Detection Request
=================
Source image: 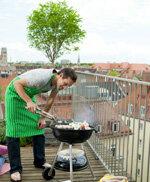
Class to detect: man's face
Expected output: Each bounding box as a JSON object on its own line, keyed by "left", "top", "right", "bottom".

{"left": 56, "top": 74, "right": 75, "bottom": 90}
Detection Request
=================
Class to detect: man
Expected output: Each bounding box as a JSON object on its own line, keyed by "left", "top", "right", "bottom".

{"left": 5, "top": 68, "right": 77, "bottom": 182}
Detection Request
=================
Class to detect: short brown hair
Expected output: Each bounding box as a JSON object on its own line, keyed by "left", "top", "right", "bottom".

{"left": 58, "top": 68, "right": 77, "bottom": 82}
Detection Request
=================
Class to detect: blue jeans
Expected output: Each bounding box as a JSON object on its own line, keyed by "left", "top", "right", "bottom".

{"left": 7, "top": 134, "right": 46, "bottom": 174}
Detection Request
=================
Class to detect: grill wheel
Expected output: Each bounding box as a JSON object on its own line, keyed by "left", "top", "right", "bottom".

{"left": 42, "top": 167, "right": 55, "bottom": 180}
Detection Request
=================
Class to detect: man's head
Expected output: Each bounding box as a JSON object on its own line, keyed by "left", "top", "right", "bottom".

{"left": 56, "top": 68, "right": 77, "bottom": 90}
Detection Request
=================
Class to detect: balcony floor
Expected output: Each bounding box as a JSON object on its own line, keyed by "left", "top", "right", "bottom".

{"left": 0, "top": 143, "right": 107, "bottom": 182}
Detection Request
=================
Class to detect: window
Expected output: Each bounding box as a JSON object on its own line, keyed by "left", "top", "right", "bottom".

{"left": 127, "top": 119, "right": 131, "bottom": 127}
{"left": 140, "top": 106, "right": 146, "bottom": 118}
{"left": 104, "top": 77, "right": 108, "bottom": 82}
{"left": 81, "top": 78, "right": 86, "bottom": 83}
{"left": 112, "top": 122, "right": 120, "bottom": 132}
{"left": 139, "top": 122, "right": 143, "bottom": 130}
{"left": 97, "top": 124, "right": 102, "bottom": 133}
{"left": 128, "top": 104, "right": 133, "bottom": 115}
{"left": 137, "top": 169, "right": 140, "bottom": 176}
{"left": 110, "top": 144, "right": 116, "bottom": 149}
{"left": 139, "top": 139, "right": 142, "bottom": 147}
{"left": 110, "top": 144, "right": 116, "bottom": 156}
{"left": 138, "top": 154, "right": 141, "bottom": 160}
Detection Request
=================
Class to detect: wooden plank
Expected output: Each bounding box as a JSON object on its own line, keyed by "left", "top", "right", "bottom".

{"left": 0, "top": 145, "right": 107, "bottom": 182}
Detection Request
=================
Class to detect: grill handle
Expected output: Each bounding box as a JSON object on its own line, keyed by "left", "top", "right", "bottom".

{"left": 89, "top": 125, "right": 98, "bottom": 133}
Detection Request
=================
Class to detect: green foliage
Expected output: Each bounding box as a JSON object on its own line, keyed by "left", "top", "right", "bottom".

{"left": 80, "top": 63, "right": 93, "bottom": 67}
{"left": 20, "top": 137, "right": 32, "bottom": 147}
{"left": 0, "top": 119, "right": 6, "bottom": 144}
{"left": 133, "top": 75, "right": 142, "bottom": 81}
{"left": 107, "top": 69, "right": 120, "bottom": 77}
{"left": 55, "top": 62, "right": 62, "bottom": 68}
{"left": 27, "top": 1, "right": 86, "bottom": 64}
{"left": 0, "top": 85, "right": 2, "bottom": 102}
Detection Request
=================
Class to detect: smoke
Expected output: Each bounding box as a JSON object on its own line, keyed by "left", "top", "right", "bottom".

{"left": 73, "top": 103, "right": 95, "bottom": 126}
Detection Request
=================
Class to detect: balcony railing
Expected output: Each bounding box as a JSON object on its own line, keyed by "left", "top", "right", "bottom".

{"left": 49, "top": 71, "right": 150, "bottom": 182}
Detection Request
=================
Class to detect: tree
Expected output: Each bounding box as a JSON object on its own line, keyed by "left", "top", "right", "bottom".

{"left": 107, "top": 69, "right": 120, "bottom": 77}
{"left": 27, "top": 1, "right": 86, "bottom": 64}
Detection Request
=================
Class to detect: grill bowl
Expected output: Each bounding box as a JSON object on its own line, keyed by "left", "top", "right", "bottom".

{"left": 52, "top": 127, "right": 93, "bottom": 144}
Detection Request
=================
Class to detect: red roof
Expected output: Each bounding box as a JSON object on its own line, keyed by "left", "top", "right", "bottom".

{"left": 0, "top": 74, "right": 16, "bottom": 99}
{"left": 92, "top": 63, "right": 150, "bottom": 71}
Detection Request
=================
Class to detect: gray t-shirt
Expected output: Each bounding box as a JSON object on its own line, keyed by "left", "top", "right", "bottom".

{"left": 19, "top": 68, "right": 54, "bottom": 92}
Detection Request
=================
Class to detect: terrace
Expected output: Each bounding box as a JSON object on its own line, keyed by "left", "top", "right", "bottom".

{"left": 0, "top": 144, "right": 107, "bottom": 182}
{"left": 1, "top": 71, "right": 150, "bottom": 182}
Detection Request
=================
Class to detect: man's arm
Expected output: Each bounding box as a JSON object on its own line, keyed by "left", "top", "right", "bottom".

{"left": 13, "top": 79, "right": 31, "bottom": 103}
{"left": 13, "top": 79, "right": 36, "bottom": 112}
{"left": 38, "top": 90, "right": 58, "bottom": 129}
{"left": 43, "top": 89, "right": 58, "bottom": 112}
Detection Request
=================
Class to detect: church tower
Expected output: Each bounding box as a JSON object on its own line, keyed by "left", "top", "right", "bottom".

{"left": 0, "top": 47, "right": 7, "bottom": 65}
{"left": 77, "top": 53, "right": 80, "bottom": 65}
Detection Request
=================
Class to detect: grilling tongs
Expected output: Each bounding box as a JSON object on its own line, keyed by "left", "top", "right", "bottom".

{"left": 36, "top": 107, "right": 57, "bottom": 121}
{"left": 25, "top": 106, "right": 57, "bottom": 121}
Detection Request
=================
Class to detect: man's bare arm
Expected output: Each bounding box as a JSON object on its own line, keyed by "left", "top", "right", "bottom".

{"left": 43, "top": 89, "right": 58, "bottom": 112}
{"left": 13, "top": 79, "right": 32, "bottom": 103}
{"left": 13, "top": 79, "right": 36, "bottom": 112}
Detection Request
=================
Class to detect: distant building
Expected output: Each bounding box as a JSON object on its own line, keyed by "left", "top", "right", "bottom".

{"left": 61, "top": 59, "right": 71, "bottom": 65}
{"left": 0, "top": 47, "right": 16, "bottom": 76}
{"left": 0, "top": 47, "right": 9, "bottom": 77}
{"left": 77, "top": 53, "right": 80, "bottom": 65}
{"left": 0, "top": 47, "right": 7, "bottom": 65}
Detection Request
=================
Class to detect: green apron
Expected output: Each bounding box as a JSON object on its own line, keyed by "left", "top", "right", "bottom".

{"left": 5, "top": 76, "right": 53, "bottom": 137}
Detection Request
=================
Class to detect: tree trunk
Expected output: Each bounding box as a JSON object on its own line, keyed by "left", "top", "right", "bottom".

{"left": 50, "top": 57, "right": 55, "bottom": 67}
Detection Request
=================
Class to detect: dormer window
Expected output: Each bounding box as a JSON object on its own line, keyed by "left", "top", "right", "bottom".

{"left": 111, "top": 122, "right": 120, "bottom": 132}
{"left": 137, "top": 169, "right": 140, "bottom": 176}
{"left": 140, "top": 106, "right": 146, "bottom": 118}
{"left": 81, "top": 78, "right": 86, "bottom": 83}
{"left": 138, "top": 154, "right": 141, "bottom": 160}
{"left": 97, "top": 124, "right": 102, "bottom": 133}
{"left": 139, "top": 122, "right": 143, "bottom": 130}
{"left": 127, "top": 119, "right": 131, "bottom": 127}
{"left": 128, "top": 104, "right": 133, "bottom": 115}
{"left": 139, "top": 139, "right": 142, "bottom": 147}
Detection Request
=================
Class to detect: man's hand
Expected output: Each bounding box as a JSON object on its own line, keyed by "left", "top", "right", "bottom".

{"left": 38, "top": 118, "right": 46, "bottom": 129}
{"left": 26, "top": 101, "right": 37, "bottom": 113}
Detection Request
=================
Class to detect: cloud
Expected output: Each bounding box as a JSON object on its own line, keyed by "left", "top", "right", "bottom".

{"left": 0, "top": 0, "right": 150, "bottom": 63}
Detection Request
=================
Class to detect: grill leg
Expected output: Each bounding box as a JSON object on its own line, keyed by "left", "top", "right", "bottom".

{"left": 69, "top": 144, "right": 73, "bottom": 182}
{"left": 81, "top": 144, "right": 95, "bottom": 180}
{"left": 48, "top": 142, "right": 64, "bottom": 175}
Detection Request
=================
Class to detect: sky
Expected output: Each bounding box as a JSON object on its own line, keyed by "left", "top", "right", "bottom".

{"left": 0, "top": 0, "right": 150, "bottom": 64}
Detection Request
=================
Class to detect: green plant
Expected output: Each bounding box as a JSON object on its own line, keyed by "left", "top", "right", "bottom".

{"left": 0, "top": 85, "right": 2, "bottom": 102}
{"left": 133, "top": 75, "right": 142, "bottom": 81}
{"left": 0, "top": 119, "right": 6, "bottom": 144}
{"left": 20, "top": 137, "right": 32, "bottom": 147}
{"left": 107, "top": 69, "right": 120, "bottom": 77}
{"left": 55, "top": 62, "right": 62, "bottom": 68}
{"left": 27, "top": 1, "right": 86, "bottom": 64}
